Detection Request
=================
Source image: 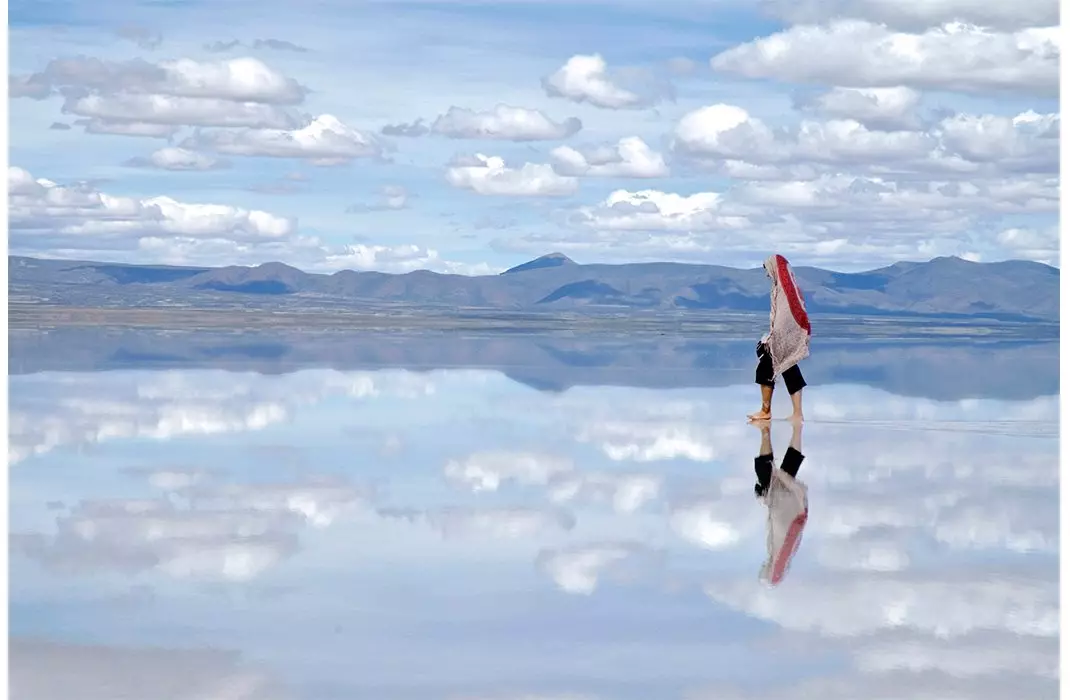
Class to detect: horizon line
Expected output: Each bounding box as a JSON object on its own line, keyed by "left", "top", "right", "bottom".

{"left": 7, "top": 252, "right": 1061, "bottom": 278}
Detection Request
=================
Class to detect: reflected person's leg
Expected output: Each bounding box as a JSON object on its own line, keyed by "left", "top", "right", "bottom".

{"left": 782, "top": 363, "right": 806, "bottom": 422}
{"left": 781, "top": 421, "right": 805, "bottom": 478}
{"left": 754, "top": 423, "right": 774, "bottom": 497}
{"left": 749, "top": 342, "right": 775, "bottom": 422}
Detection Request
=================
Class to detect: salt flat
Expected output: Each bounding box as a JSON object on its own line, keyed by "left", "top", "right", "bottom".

{"left": 9, "top": 331, "right": 1058, "bottom": 700}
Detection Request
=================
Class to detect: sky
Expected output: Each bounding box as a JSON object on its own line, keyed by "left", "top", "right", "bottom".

{"left": 9, "top": 344, "right": 1059, "bottom": 698}
{"left": 7, "top": 0, "right": 1062, "bottom": 274}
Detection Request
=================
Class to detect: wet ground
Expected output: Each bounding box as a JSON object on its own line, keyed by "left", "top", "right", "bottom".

{"left": 9, "top": 331, "right": 1058, "bottom": 700}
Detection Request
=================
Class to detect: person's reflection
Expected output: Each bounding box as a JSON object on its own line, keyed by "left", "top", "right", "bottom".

{"left": 753, "top": 421, "right": 809, "bottom": 586}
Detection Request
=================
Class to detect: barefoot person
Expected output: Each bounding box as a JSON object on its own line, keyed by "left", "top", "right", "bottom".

{"left": 749, "top": 254, "right": 811, "bottom": 423}
{"left": 753, "top": 421, "right": 809, "bottom": 586}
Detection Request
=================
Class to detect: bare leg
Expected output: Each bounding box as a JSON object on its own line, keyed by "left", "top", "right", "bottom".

{"left": 749, "top": 384, "right": 774, "bottom": 422}
{"left": 788, "top": 388, "right": 804, "bottom": 423}
{"left": 789, "top": 419, "right": 802, "bottom": 452}
{"left": 759, "top": 423, "right": 773, "bottom": 454}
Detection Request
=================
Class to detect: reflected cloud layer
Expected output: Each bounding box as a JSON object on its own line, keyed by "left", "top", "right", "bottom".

{"left": 10, "top": 334, "right": 1058, "bottom": 699}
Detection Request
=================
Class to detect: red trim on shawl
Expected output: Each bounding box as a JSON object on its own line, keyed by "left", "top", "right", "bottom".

{"left": 773, "top": 254, "right": 811, "bottom": 335}
{"left": 770, "top": 508, "right": 808, "bottom": 585}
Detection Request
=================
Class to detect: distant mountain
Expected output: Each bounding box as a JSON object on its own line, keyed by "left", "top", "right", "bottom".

{"left": 8, "top": 254, "right": 1060, "bottom": 321}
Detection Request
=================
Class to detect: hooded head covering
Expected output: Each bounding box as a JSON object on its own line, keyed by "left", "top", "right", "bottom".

{"left": 761, "top": 254, "right": 811, "bottom": 379}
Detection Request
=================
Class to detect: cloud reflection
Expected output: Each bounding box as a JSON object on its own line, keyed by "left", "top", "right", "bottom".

{"left": 9, "top": 358, "right": 1058, "bottom": 698}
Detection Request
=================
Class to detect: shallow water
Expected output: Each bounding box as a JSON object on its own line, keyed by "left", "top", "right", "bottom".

{"left": 9, "top": 331, "right": 1059, "bottom": 699}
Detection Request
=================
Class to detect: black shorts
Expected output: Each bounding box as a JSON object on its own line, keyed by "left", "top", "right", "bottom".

{"left": 754, "top": 446, "right": 806, "bottom": 491}
{"left": 755, "top": 342, "right": 806, "bottom": 395}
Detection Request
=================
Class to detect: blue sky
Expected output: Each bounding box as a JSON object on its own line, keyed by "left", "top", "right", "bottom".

{"left": 9, "top": 341, "right": 1059, "bottom": 698}
{"left": 8, "top": 0, "right": 1060, "bottom": 274}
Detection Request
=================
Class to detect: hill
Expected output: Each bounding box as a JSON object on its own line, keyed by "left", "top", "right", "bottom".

{"left": 8, "top": 254, "right": 1060, "bottom": 322}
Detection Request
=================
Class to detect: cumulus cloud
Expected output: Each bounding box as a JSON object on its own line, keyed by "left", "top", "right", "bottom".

{"left": 445, "top": 451, "right": 575, "bottom": 492}
{"left": 550, "top": 137, "right": 669, "bottom": 178}
{"left": 568, "top": 188, "right": 743, "bottom": 233}
{"left": 795, "top": 86, "right": 923, "bottom": 130}
{"left": 9, "top": 369, "right": 437, "bottom": 465}
{"left": 380, "top": 118, "right": 429, "bottom": 137}
{"left": 9, "top": 165, "right": 292, "bottom": 245}
{"left": 124, "top": 146, "right": 230, "bottom": 171}
{"left": 64, "top": 94, "right": 299, "bottom": 129}
{"left": 7, "top": 166, "right": 484, "bottom": 275}
{"left": 183, "top": 114, "right": 382, "bottom": 162}
{"left": 543, "top": 54, "right": 662, "bottom": 109}
{"left": 17, "top": 55, "right": 307, "bottom": 103}
{"left": 535, "top": 542, "right": 659, "bottom": 594}
{"left": 446, "top": 154, "right": 579, "bottom": 197}
{"left": 494, "top": 100, "right": 1055, "bottom": 265}
{"left": 674, "top": 102, "right": 1059, "bottom": 175}
{"left": 13, "top": 55, "right": 309, "bottom": 137}
{"left": 13, "top": 464, "right": 368, "bottom": 581}
{"left": 711, "top": 21, "right": 1059, "bottom": 95}
{"left": 547, "top": 472, "right": 662, "bottom": 513}
{"left": 382, "top": 105, "right": 581, "bottom": 141}
{"left": 761, "top": 0, "right": 1059, "bottom": 32}
{"left": 431, "top": 104, "right": 582, "bottom": 141}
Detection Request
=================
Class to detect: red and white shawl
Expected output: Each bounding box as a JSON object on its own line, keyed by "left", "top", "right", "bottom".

{"left": 761, "top": 254, "right": 811, "bottom": 379}
{"left": 759, "top": 469, "right": 809, "bottom": 586}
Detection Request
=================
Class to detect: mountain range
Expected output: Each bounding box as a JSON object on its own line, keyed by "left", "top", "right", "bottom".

{"left": 8, "top": 253, "right": 1060, "bottom": 322}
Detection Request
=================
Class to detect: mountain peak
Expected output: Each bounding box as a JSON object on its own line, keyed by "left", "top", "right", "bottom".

{"left": 501, "top": 252, "right": 577, "bottom": 275}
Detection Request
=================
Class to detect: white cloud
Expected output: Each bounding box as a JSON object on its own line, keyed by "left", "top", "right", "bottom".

{"left": 9, "top": 165, "right": 293, "bottom": 243}
{"left": 124, "top": 146, "right": 229, "bottom": 171}
{"left": 569, "top": 188, "right": 742, "bottom": 233}
{"left": 995, "top": 226, "right": 1058, "bottom": 264}
{"left": 6, "top": 166, "right": 490, "bottom": 273}
{"left": 550, "top": 137, "right": 669, "bottom": 178}
{"left": 796, "top": 86, "right": 923, "bottom": 130}
{"left": 704, "top": 573, "right": 1058, "bottom": 637}
{"left": 9, "top": 369, "right": 437, "bottom": 465}
{"left": 675, "top": 103, "right": 1060, "bottom": 175}
{"left": 712, "top": 21, "right": 1059, "bottom": 95}
{"left": 762, "top": 0, "right": 1059, "bottom": 32}
{"left": 547, "top": 472, "right": 662, "bottom": 513}
{"left": 431, "top": 104, "right": 582, "bottom": 141}
{"left": 15, "top": 55, "right": 307, "bottom": 104}
{"left": 64, "top": 94, "right": 298, "bottom": 129}
{"left": 15, "top": 469, "right": 367, "bottom": 581}
{"left": 542, "top": 54, "right": 652, "bottom": 109}
{"left": 535, "top": 542, "right": 656, "bottom": 594}
{"left": 444, "top": 451, "right": 574, "bottom": 492}
{"left": 446, "top": 154, "right": 579, "bottom": 197}
{"left": 185, "top": 114, "right": 382, "bottom": 162}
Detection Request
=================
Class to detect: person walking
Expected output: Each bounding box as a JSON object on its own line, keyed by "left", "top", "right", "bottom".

{"left": 748, "top": 254, "right": 811, "bottom": 423}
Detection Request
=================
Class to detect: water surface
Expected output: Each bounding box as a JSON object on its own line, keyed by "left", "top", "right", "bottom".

{"left": 9, "top": 331, "right": 1059, "bottom": 699}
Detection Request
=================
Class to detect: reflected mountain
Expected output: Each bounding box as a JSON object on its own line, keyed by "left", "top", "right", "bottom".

{"left": 9, "top": 327, "right": 1059, "bottom": 401}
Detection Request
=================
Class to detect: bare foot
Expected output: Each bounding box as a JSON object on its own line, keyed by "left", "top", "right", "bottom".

{"left": 748, "top": 409, "right": 772, "bottom": 422}
{"left": 787, "top": 412, "right": 804, "bottom": 424}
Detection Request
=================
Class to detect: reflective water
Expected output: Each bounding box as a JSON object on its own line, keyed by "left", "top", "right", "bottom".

{"left": 9, "top": 331, "right": 1059, "bottom": 699}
